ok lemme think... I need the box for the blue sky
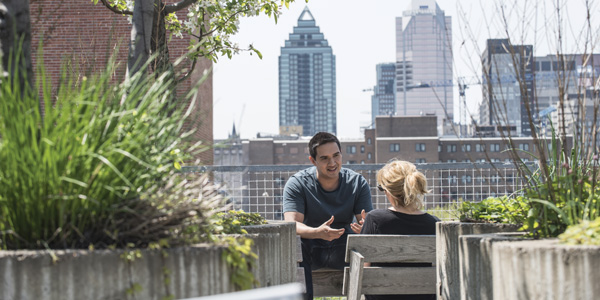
[213,0,596,139]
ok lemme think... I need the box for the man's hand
[317,216,345,241]
[350,209,367,234]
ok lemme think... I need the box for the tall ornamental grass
[0,54,222,250]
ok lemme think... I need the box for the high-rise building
[371,63,396,126]
[480,39,534,136]
[395,0,453,134]
[279,7,336,136]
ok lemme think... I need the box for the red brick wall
[29,0,213,164]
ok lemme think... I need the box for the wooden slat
[345,235,436,263]
[344,251,364,300]
[360,266,436,295]
[312,269,344,297]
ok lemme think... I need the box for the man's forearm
[295,221,322,239]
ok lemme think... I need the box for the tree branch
[100,0,133,15]
[165,0,198,14]
[177,57,197,83]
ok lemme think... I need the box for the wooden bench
[342,235,437,300]
[296,235,436,298]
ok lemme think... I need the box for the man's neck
[317,175,340,192]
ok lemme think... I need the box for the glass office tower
[371,63,397,126]
[480,39,534,136]
[396,0,452,134]
[279,7,336,136]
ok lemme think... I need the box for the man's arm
[284,211,345,241]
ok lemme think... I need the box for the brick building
[29,0,213,164]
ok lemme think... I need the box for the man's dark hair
[309,132,341,159]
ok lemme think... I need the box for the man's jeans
[299,233,348,300]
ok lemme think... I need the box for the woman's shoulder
[367,208,393,217]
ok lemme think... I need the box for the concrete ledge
[436,222,520,300]
[459,232,525,300]
[0,221,297,300]
[492,239,600,300]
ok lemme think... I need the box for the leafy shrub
[520,126,600,238]
[459,196,528,224]
[559,217,600,246]
[0,56,221,249]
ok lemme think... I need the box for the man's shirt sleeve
[283,175,305,215]
[354,175,373,214]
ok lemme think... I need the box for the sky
[212,0,597,140]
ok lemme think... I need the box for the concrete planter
[492,239,600,300]
[0,221,296,300]
[458,232,526,300]
[436,221,520,300]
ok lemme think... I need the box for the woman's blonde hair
[377,160,429,209]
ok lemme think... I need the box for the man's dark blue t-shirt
[282,166,373,233]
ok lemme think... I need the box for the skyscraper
[371,63,396,126]
[396,0,452,134]
[279,7,336,136]
[480,39,534,136]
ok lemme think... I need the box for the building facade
[480,39,534,137]
[371,63,397,127]
[279,7,336,136]
[395,0,453,134]
[30,0,213,164]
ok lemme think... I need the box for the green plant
[559,217,600,246]
[212,210,268,235]
[458,196,528,224]
[0,52,222,250]
[520,122,600,238]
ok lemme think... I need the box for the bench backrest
[342,234,436,300]
[344,234,436,264]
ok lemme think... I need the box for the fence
[182,162,533,221]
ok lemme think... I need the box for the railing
[183,162,533,221]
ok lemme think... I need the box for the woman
[361,160,439,300]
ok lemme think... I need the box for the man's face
[309,142,342,181]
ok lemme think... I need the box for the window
[490,175,501,183]
[367,138,372,145]
[361,160,365,164]
[447,159,457,163]
[438,145,442,152]
[346,145,356,154]
[447,175,458,184]
[347,160,357,164]
[360,145,365,153]
[462,144,471,152]
[447,144,457,153]
[519,143,530,151]
[476,144,486,152]
[490,144,500,152]
[367,153,372,159]
[389,144,400,152]
[416,158,426,163]
[461,175,472,183]
[463,159,471,163]
[415,143,426,152]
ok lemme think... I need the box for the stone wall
[0,222,296,300]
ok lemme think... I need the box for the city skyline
[213,0,596,140]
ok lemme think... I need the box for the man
[283,132,373,299]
